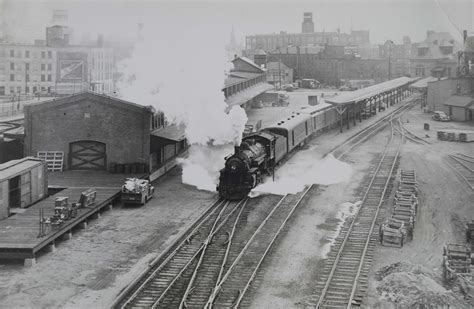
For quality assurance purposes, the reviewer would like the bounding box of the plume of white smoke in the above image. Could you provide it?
[249,152,353,197]
[117,8,247,191]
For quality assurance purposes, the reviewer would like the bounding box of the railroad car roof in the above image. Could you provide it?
[265,112,311,132]
[298,102,333,115]
[325,76,417,105]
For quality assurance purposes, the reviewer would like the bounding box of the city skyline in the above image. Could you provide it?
[1,0,471,46]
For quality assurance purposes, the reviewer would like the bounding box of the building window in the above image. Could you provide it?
[48,51,52,58]
[41,51,45,59]
[10,50,14,57]
[17,86,21,93]
[25,50,30,58]
[25,63,29,70]
[47,74,52,81]
[10,87,14,94]
[41,64,45,71]
[41,74,45,82]
[26,74,29,82]
[10,62,14,70]
[10,74,14,81]
[25,86,29,93]
[48,64,52,71]
[33,86,37,93]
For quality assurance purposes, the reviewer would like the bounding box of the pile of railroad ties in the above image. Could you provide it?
[379,170,419,248]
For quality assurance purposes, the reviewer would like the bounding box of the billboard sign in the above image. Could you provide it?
[57,51,88,83]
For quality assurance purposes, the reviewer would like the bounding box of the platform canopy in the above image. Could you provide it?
[410,76,447,90]
[325,76,415,106]
[150,124,186,142]
[225,83,273,107]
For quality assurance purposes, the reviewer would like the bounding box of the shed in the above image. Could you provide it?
[444,96,474,122]
[0,157,47,219]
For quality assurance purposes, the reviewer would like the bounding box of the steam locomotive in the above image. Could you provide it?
[217,103,338,200]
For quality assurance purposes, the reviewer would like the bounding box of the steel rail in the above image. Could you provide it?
[232,185,313,308]
[334,100,415,158]
[146,199,246,309]
[400,122,430,144]
[178,201,231,309]
[446,157,474,191]
[316,115,403,308]
[455,153,474,162]
[204,199,249,309]
[205,194,288,306]
[331,97,414,153]
[347,119,404,308]
[450,154,474,172]
[117,198,225,308]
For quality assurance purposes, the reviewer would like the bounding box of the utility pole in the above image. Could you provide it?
[276,47,282,90]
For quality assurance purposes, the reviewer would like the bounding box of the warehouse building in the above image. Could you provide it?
[23,91,187,178]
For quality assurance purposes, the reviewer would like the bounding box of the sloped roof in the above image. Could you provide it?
[150,124,186,142]
[25,91,154,114]
[0,157,43,180]
[412,32,460,60]
[443,95,474,108]
[232,56,265,73]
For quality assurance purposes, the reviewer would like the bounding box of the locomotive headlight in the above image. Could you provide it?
[231,165,237,170]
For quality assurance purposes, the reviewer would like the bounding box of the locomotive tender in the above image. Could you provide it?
[217,103,338,200]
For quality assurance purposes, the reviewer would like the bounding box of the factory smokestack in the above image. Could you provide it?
[234,145,240,154]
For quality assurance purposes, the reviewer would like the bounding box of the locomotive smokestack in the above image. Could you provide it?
[234,145,240,154]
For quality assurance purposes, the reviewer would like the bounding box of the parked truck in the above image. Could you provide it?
[121,178,154,205]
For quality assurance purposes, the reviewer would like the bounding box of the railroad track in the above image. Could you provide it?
[446,153,474,190]
[115,189,313,308]
[113,198,239,308]
[115,96,419,309]
[332,97,417,158]
[312,115,404,308]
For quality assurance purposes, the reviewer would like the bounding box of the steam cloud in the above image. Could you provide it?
[117,10,247,191]
[249,152,353,197]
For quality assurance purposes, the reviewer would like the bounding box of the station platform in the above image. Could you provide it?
[0,170,143,265]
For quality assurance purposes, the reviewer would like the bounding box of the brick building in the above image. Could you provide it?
[23,92,187,177]
[245,12,370,58]
[0,27,114,97]
[410,31,460,79]
[266,46,388,85]
[378,37,412,78]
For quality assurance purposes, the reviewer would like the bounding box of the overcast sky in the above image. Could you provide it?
[1,0,472,45]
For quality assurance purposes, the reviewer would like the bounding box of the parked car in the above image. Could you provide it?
[282,84,295,92]
[432,111,450,122]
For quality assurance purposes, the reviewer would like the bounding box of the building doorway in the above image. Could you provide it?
[9,176,21,209]
[69,140,107,170]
